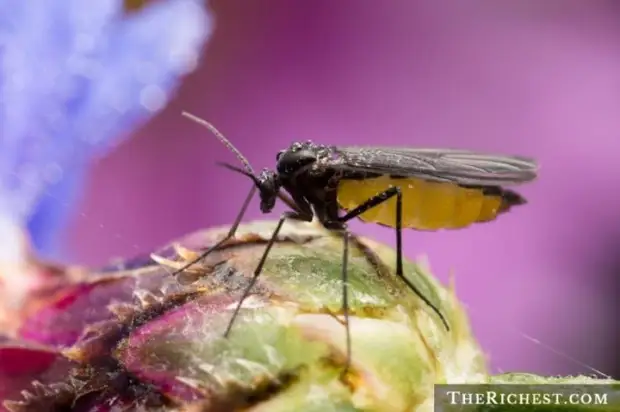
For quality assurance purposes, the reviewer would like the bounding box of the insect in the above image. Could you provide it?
[175,111,538,374]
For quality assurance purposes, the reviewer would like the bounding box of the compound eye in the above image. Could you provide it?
[276,150,285,161]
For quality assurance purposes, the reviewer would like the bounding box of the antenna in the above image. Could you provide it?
[181,112,256,176]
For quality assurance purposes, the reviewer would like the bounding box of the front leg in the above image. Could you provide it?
[224,210,313,338]
[168,184,256,278]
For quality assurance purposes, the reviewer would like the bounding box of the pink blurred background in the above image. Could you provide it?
[63,1,620,378]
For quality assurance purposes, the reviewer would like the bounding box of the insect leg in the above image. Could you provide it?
[224,211,312,338]
[339,188,450,331]
[338,229,352,377]
[170,184,256,278]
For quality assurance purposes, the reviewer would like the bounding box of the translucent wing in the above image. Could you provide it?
[330,147,538,186]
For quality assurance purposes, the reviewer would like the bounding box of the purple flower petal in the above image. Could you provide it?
[116,293,238,402]
[0,0,213,258]
[17,265,175,347]
[0,343,74,411]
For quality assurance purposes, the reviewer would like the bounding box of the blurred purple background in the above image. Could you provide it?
[60,1,620,378]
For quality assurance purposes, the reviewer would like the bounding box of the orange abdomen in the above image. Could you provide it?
[337,176,515,230]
